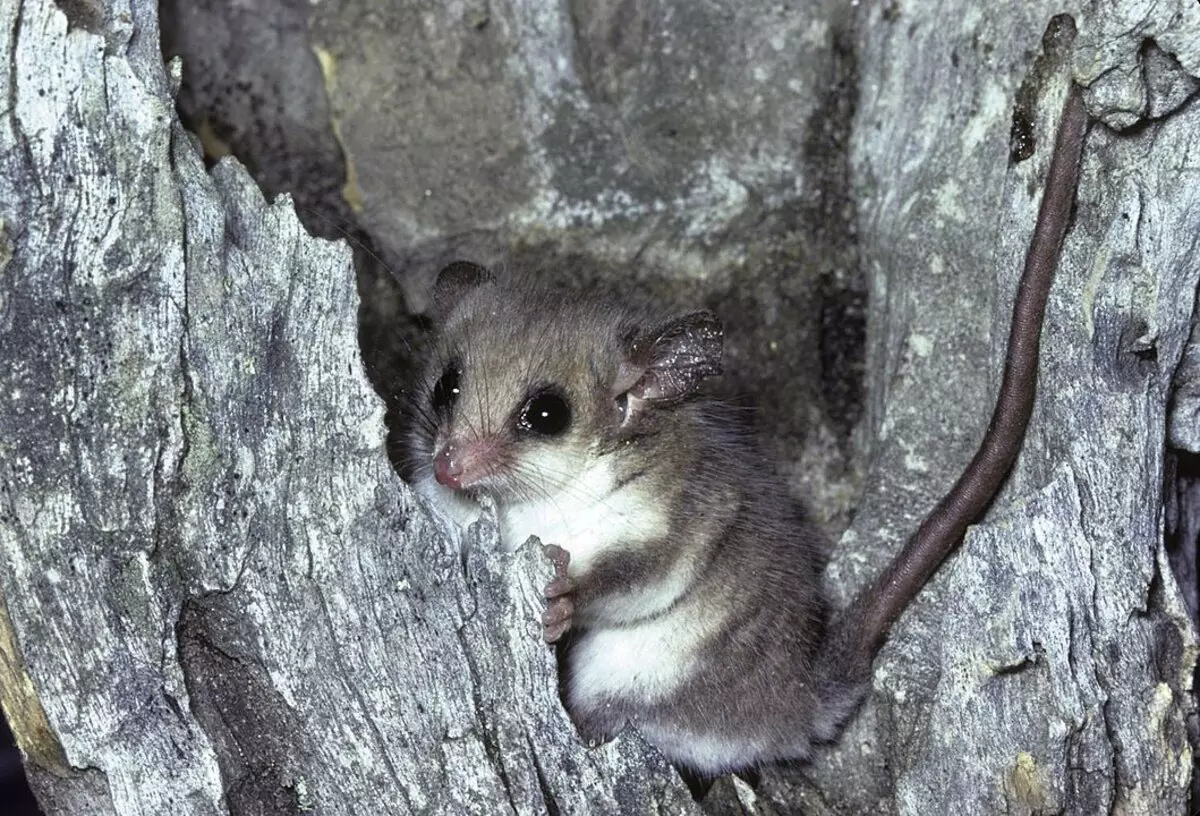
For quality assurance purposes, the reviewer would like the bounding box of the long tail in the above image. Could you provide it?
[824,79,1089,679]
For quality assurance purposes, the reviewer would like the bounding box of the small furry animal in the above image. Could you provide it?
[402,83,1088,778]
[405,268,849,773]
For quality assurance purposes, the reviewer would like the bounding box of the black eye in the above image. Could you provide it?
[518,391,571,436]
[431,365,461,413]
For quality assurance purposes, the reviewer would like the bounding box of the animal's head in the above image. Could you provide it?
[404,261,723,507]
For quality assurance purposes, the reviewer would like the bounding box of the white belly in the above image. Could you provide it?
[567,603,711,707]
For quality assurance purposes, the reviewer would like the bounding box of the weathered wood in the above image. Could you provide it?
[0,1,693,813]
[2,0,1197,814]
[800,4,1200,813]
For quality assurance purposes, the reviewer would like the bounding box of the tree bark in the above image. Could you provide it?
[795,5,1200,813]
[0,1,691,813]
[1,1,1197,815]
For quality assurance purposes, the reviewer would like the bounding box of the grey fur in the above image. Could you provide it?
[403,268,848,776]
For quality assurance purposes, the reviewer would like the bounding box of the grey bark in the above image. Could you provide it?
[802,4,1200,813]
[0,1,691,813]
[2,2,1197,816]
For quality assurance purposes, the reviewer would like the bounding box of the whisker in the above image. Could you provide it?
[508,459,609,512]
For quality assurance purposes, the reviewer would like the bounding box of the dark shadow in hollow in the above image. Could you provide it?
[1164,448,1200,813]
[0,712,43,816]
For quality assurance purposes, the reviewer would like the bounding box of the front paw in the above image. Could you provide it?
[541,544,577,643]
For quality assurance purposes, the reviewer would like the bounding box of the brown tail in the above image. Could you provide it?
[826,79,1089,678]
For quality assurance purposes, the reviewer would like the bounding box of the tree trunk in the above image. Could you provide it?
[1,1,1196,815]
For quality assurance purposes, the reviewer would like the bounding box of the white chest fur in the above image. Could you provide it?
[497,453,666,576]
[566,605,711,709]
[421,450,694,700]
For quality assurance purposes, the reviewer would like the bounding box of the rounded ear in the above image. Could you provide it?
[433,261,492,319]
[625,310,723,404]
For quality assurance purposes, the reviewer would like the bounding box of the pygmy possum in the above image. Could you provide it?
[401,80,1088,778]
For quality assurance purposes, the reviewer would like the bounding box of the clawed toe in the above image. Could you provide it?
[543,575,576,598]
[543,596,574,625]
[540,544,576,642]
[542,592,575,643]
[543,543,570,570]
[543,619,572,643]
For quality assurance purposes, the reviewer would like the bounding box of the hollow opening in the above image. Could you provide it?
[156,0,866,529]
[0,713,42,816]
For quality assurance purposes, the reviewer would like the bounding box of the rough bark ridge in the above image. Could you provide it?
[0,1,692,813]
[798,5,1200,813]
[1,1,1198,816]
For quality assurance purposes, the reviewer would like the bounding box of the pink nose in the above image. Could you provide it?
[434,447,464,490]
[432,437,504,490]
